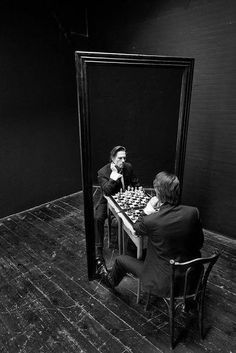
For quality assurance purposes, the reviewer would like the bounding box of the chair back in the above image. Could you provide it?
[169,252,220,307]
[93,185,103,210]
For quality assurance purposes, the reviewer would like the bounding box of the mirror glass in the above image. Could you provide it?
[75,52,194,279]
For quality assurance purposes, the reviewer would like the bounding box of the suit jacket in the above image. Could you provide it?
[97,162,139,205]
[133,203,204,296]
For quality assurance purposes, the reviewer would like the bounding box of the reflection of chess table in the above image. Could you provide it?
[105,187,151,258]
[105,187,153,304]
[112,188,151,212]
[123,208,145,224]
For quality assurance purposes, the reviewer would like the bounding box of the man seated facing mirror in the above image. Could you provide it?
[97,171,204,298]
[94,145,139,270]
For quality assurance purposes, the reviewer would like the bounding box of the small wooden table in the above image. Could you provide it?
[105,193,149,259]
[118,212,144,259]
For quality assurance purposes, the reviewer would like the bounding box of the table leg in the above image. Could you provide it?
[107,207,112,248]
[122,228,128,255]
[136,236,143,304]
[137,237,143,260]
[118,218,122,255]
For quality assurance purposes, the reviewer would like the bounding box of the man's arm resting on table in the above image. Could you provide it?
[133,216,147,236]
[133,196,158,235]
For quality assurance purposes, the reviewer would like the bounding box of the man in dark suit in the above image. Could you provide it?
[98,171,204,297]
[94,145,139,268]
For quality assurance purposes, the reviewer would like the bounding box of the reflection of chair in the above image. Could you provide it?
[107,209,119,249]
[93,185,119,249]
[93,185,102,208]
[107,205,122,255]
[144,252,221,349]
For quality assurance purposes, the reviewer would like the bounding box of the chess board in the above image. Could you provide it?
[124,208,144,224]
[112,187,151,212]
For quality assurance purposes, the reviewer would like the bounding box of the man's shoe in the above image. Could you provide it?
[101,270,115,290]
[96,257,108,277]
[96,258,116,290]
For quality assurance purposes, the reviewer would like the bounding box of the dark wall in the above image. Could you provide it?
[1,0,235,240]
[0,2,87,218]
[88,63,183,186]
[88,0,236,239]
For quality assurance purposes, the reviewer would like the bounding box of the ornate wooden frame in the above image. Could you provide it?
[75,51,194,279]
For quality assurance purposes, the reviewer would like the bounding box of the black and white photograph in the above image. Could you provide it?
[0,1,235,352]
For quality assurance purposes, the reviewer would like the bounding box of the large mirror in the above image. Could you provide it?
[75,51,194,280]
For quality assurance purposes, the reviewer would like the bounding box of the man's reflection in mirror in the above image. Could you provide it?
[94,146,139,271]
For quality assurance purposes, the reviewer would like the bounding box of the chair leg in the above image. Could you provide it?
[137,238,143,260]
[117,219,122,255]
[169,301,175,349]
[107,209,112,248]
[136,279,141,304]
[199,293,205,339]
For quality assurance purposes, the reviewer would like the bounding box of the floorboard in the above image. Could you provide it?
[0,192,235,352]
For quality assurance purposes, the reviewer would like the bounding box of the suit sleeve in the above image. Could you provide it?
[133,214,148,236]
[98,169,120,196]
[195,208,204,250]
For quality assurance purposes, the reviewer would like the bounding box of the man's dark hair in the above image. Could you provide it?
[110,145,126,161]
[153,171,180,205]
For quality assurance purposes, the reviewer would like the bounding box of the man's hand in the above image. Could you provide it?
[149,196,159,208]
[110,163,123,181]
[144,196,159,215]
[110,170,123,181]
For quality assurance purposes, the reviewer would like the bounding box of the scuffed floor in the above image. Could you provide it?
[0,192,234,352]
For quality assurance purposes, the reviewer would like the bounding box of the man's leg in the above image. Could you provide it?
[94,202,107,259]
[110,255,144,287]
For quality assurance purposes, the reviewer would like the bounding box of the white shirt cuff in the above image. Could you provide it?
[143,202,156,215]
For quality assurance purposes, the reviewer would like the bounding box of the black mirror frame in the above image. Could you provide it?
[75,51,194,280]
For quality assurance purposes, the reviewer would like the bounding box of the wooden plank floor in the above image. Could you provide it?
[0,192,235,353]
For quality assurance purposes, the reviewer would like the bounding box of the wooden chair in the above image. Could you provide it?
[92,186,120,250]
[107,208,121,251]
[144,252,221,349]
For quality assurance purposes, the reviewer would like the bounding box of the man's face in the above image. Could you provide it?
[112,150,126,169]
